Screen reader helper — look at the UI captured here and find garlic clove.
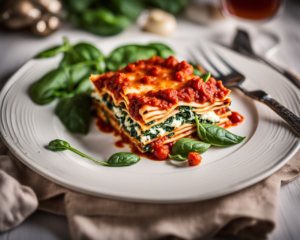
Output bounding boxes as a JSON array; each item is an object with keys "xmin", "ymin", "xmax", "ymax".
[{"xmin": 143, "ymin": 9, "xmax": 176, "ymax": 36}]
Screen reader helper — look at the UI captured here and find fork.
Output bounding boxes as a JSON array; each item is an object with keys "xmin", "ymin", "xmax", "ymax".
[{"xmin": 189, "ymin": 44, "xmax": 300, "ymax": 137}]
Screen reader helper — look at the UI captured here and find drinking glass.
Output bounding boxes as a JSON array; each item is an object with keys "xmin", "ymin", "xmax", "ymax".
[{"xmin": 221, "ymin": 0, "xmax": 285, "ymax": 57}]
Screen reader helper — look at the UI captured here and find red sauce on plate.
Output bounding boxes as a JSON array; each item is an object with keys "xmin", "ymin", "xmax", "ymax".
[
  {"xmin": 220, "ymin": 111, "xmax": 244, "ymax": 128},
  {"xmin": 96, "ymin": 115, "xmax": 114, "ymax": 133}
]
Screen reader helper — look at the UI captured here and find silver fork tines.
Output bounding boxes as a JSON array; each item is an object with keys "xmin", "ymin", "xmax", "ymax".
[{"xmin": 189, "ymin": 42, "xmax": 300, "ymax": 136}]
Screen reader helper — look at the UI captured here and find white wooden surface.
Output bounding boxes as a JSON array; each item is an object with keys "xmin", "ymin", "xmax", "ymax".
[{"xmin": 0, "ymin": 0, "xmax": 299, "ymax": 239}]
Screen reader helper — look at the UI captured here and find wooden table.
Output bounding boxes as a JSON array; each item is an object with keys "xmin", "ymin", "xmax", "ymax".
[{"xmin": 0, "ymin": 1, "xmax": 299, "ymax": 239}]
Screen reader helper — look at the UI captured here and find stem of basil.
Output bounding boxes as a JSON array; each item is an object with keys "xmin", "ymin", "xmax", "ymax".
[
  {"xmin": 203, "ymin": 72, "xmax": 211, "ymax": 82},
  {"xmin": 64, "ymin": 60, "xmax": 99, "ymax": 70},
  {"xmin": 68, "ymin": 147, "xmax": 109, "ymax": 166}
]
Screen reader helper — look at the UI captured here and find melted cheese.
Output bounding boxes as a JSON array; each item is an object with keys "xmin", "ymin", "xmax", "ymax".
[
  {"xmin": 200, "ymin": 111, "xmax": 220, "ymax": 123},
  {"xmin": 171, "ymin": 118, "xmax": 182, "ymax": 128}
]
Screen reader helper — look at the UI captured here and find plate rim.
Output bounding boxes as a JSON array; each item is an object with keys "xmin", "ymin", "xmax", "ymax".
[{"xmin": 1, "ymin": 37, "xmax": 299, "ymax": 203}]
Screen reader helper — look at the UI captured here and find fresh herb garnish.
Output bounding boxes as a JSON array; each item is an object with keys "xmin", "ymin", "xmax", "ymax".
[
  {"xmin": 31, "ymin": 37, "xmax": 175, "ymax": 135},
  {"xmin": 168, "ymin": 154, "xmax": 187, "ymax": 161},
  {"xmin": 189, "ymin": 62, "xmax": 204, "ymax": 77},
  {"xmin": 63, "ymin": 0, "xmax": 187, "ymax": 36},
  {"xmin": 107, "ymin": 153, "xmax": 140, "ymax": 166},
  {"xmin": 203, "ymin": 72, "xmax": 211, "ymax": 82},
  {"xmin": 48, "ymin": 139, "xmax": 140, "ymax": 167},
  {"xmin": 31, "ymin": 37, "xmax": 104, "ymax": 107},
  {"xmin": 195, "ymin": 116, "xmax": 246, "ymax": 146},
  {"xmin": 106, "ymin": 43, "xmax": 174, "ymax": 71},
  {"xmin": 55, "ymin": 94, "xmax": 91, "ymax": 134},
  {"xmin": 169, "ymin": 138, "xmax": 210, "ymax": 160}
]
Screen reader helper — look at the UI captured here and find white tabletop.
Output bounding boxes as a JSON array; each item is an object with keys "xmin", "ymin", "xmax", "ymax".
[{"xmin": 0, "ymin": 1, "xmax": 299, "ymax": 239}]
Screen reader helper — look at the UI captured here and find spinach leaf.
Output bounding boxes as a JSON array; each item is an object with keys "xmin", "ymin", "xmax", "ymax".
[
  {"xmin": 59, "ymin": 51, "xmax": 79, "ymax": 68},
  {"xmin": 189, "ymin": 63, "xmax": 204, "ymax": 77},
  {"xmin": 48, "ymin": 139, "xmax": 140, "ymax": 167},
  {"xmin": 147, "ymin": 43, "xmax": 174, "ymax": 58},
  {"xmin": 55, "ymin": 94, "xmax": 91, "ymax": 134},
  {"xmin": 112, "ymin": 0, "xmax": 143, "ymax": 20},
  {"xmin": 171, "ymin": 138, "xmax": 210, "ymax": 158},
  {"xmin": 48, "ymin": 139, "xmax": 71, "ymax": 151},
  {"xmin": 48, "ymin": 139, "xmax": 109, "ymax": 166},
  {"xmin": 195, "ymin": 116, "xmax": 246, "ymax": 146},
  {"xmin": 78, "ymin": 8, "xmax": 131, "ymax": 36},
  {"xmin": 59, "ymin": 42, "xmax": 103, "ymax": 67},
  {"xmin": 106, "ymin": 44, "xmax": 157, "ymax": 71},
  {"xmin": 73, "ymin": 43, "xmax": 103, "ymax": 61},
  {"xmin": 107, "ymin": 152, "xmax": 140, "ymax": 166},
  {"xmin": 74, "ymin": 78, "xmax": 93, "ymax": 95},
  {"xmin": 63, "ymin": 0, "xmax": 95, "ymax": 13},
  {"xmin": 30, "ymin": 63, "xmax": 92, "ymax": 105},
  {"xmin": 69, "ymin": 65, "xmax": 91, "ymax": 86},
  {"xmin": 32, "ymin": 38, "xmax": 105, "ymax": 106},
  {"xmin": 30, "ymin": 69, "xmax": 69, "ymax": 105},
  {"xmin": 95, "ymin": 56, "xmax": 106, "ymax": 74},
  {"xmin": 168, "ymin": 154, "xmax": 187, "ymax": 161},
  {"xmin": 35, "ymin": 37, "xmax": 70, "ymax": 58},
  {"xmin": 35, "ymin": 45, "xmax": 67, "ymax": 59},
  {"xmin": 144, "ymin": 0, "xmax": 187, "ymax": 14}
]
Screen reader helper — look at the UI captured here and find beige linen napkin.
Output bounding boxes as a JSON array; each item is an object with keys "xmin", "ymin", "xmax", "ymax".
[{"xmin": 0, "ymin": 138, "xmax": 299, "ymax": 240}]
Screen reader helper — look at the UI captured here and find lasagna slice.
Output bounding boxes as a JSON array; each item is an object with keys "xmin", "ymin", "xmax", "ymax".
[{"xmin": 90, "ymin": 56, "xmax": 231, "ymax": 153}]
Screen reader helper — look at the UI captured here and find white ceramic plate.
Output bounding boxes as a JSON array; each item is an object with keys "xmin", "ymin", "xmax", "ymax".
[{"xmin": 1, "ymin": 37, "xmax": 299, "ymax": 203}]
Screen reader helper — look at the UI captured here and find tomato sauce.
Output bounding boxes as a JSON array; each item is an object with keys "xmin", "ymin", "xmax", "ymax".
[
  {"xmin": 220, "ymin": 111, "xmax": 244, "ymax": 128},
  {"xmin": 131, "ymin": 145, "xmax": 165, "ymax": 161},
  {"xmin": 90, "ymin": 56, "xmax": 230, "ymax": 121},
  {"xmin": 95, "ymin": 115, "xmax": 114, "ymax": 133},
  {"xmin": 188, "ymin": 152, "xmax": 202, "ymax": 166},
  {"xmin": 214, "ymin": 107, "xmax": 230, "ymax": 115},
  {"xmin": 95, "ymin": 115, "xmax": 170, "ymax": 160},
  {"xmin": 95, "ymin": 108, "xmax": 244, "ymax": 163}
]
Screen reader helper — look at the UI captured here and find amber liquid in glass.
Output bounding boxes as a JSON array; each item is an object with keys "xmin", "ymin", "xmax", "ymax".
[{"xmin": 222, "ymin": 0, "xmax": 282, "ymax": 20}]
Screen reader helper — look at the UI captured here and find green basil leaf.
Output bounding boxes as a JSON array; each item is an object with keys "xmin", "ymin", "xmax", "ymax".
[
  {"xmin": 53, "ymin": 90, "xmax": 70, "ymax": 98},
  {"xmin": 70, "ymin": 65, "xmax": 91, "ymax": 86},
  {"xmin": 189, "ymin": 62, "xmax": 204, "ymax": 77},
  {"xmin": 106, "ymin": 45, "xmax": 157, "ymax": 71},
  {"xmin": 59, "ymin": 51, "xmax": 79, "ymax": 68},
  {"xmin": 55, "ymin": 94, "xmax": 91, "ymax": 134},
  {"xmin": 112, "ymin": 0, "xmax": 143, "ymax": 20},
  {"xmin": 145, "ymin": 0, "xmax": 187, "ymax": 15},
  {"xmin": 203, "ymin": 72, "xmax": 211, "ymax": 82},
  {"xmin": 171, "ymin": 138, "xmax": 210, "ymax": 158},
  {"xmin": 147, "ymin": 43, "xmax": 175, "ymax": 59},
  {"xmin": 64, "ymin": 0, "xmax": 94, "ymax": 12},
  {"xmin": 74, "ymin": 78, "xmax": 93, "ymax": 95},
  {"xmin": 35, "ymin": 37, "xmax": 70, "ymax": 59},
  {"xmin": 59, "ymin": 42, "xmax": 103, "ymax": 68},
  {"xmin": 73, "ymin": 43, "xmax": 103, "ymax": 61},
  {"xmin": 195, "ymin": 116, "xmax": 246, "ymax": 146},
  {"xmin": 30, "ymin": 69, "xmax": 69, "ymax": 105},
  {"xmin": 95, "ymin": 56, "xmax": 106, "ymax": 73},
  {"xmin": 47, "ymin": 138, "xmax": 109, "ymax": 166},
  {"xmin": 35, "ymin": 45, "xmax": 66, "ymax": 59},
  {"xmin": 168, "ymin": 154, "xmax": 187, "ymax": 161},
  {"xmin": 48, "ymin": 139, "xmax": 71, "ymax": 151},
  {"xmin": 79, "ymin": 8, "xmax": 131, "ymax": 36},
  {"xmin": 107, "ymin": 152, "xmax": 140, "ymax": 166}
]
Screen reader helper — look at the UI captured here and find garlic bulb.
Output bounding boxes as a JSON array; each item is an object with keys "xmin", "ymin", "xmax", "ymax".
[{"xmin": 143, "ymin": 9, "xmax": 176, "ymax": 36}]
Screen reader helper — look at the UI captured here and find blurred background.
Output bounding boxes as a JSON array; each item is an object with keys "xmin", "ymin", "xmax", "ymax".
[
  {"xmin": 0, "ymin": 0, "xmax": 299, "ymax": 89},
  {"xmin": 0, "ymin": 0, "xmax": 300, "ymax": 239}
]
